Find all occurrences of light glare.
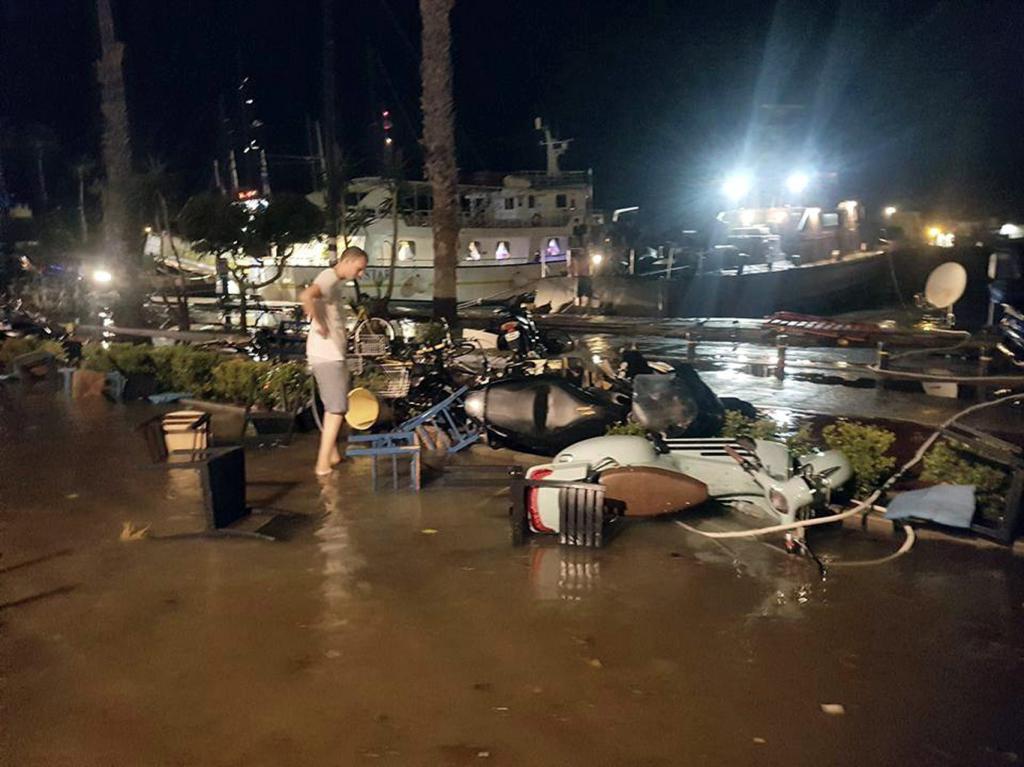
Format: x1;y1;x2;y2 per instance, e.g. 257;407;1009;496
722;173;752;202
785;171;810;195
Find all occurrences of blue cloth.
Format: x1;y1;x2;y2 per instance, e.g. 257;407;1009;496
884;485;976;528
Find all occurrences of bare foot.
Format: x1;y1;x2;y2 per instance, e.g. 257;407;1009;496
315;464;335;477
330;449;344;466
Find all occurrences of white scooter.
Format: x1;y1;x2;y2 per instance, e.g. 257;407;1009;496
510;434;852;547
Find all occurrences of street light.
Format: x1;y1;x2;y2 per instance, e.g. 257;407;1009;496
722;172;752;202
884;206;897;217
92;269;113;284
785;171;810;195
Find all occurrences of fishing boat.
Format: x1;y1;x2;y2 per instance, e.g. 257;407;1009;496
532;199;895;317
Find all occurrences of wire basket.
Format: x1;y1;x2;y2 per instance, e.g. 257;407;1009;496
353;318;392;358
375;361;411;399
346;356;364;376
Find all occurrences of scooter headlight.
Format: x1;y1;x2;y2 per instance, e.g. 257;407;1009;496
769;489;790;515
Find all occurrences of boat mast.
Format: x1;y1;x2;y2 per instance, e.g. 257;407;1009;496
535;117;571;177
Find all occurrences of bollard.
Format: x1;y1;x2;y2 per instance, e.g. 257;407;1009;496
686;332;697;363
775;335;787;380
876;342;889;390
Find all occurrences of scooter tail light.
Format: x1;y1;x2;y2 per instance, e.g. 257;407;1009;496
769;489;789;516
526;468;554;533
501;321;519;333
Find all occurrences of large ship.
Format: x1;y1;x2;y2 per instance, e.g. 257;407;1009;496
148;120;602;306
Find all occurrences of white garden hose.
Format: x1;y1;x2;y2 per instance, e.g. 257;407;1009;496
676;392;1024;540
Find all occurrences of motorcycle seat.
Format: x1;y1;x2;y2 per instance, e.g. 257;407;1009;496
598;465;708;517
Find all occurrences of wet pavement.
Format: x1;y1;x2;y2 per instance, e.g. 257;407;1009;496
2;390;1024;766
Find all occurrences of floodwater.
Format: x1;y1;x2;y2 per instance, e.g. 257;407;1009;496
2;390;1023;766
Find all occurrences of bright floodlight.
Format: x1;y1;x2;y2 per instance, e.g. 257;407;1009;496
786;171;810;195
722;173;752;202
884;206;897;217
92;269;113;284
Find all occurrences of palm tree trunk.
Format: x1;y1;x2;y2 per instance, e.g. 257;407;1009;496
96;0;140;323
386;179;399;301
77;166;89;242
0;129;8;254
34;143;48;210
321;0;340;244
419;0;459;323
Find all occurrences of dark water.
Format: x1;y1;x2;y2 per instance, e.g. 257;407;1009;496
1;391;1023;766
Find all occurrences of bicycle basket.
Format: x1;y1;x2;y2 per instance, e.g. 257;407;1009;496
353;318;393;358
346;356;365;376
376;361;412;399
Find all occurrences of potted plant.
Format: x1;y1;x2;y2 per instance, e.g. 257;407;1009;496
80;343;131;400
249;361;311;441
180;356;264;445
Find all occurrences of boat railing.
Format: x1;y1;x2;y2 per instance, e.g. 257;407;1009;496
402;210;575;229
501;170;591;189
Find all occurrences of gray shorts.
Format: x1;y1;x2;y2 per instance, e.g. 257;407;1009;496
311;360;350;414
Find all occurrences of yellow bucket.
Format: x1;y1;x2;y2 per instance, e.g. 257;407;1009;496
345;387;381;431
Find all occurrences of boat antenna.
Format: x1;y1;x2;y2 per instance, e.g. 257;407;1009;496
535;117;572;177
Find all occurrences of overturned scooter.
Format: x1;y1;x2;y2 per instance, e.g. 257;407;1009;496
510;434;852;547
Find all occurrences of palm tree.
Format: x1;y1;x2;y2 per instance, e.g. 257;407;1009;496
72;158;95;243
419;0;459;323
20;124;58;211
0;121;9;256
321;0;340;245
95;0;140;323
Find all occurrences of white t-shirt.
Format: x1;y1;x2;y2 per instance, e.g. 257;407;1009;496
306;268;350;362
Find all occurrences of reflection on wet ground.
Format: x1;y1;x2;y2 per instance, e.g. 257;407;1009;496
2;392;1023;766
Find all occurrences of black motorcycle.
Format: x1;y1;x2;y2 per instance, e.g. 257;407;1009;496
490;301;572;360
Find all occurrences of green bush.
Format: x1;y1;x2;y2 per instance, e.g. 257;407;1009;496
81;343;154;375
210;358;272;407
168;347;222;397
0;336;67;367
921;439;1009;514
786;423;817;458
81;343;115;373
605;420;648;436
721;411;779;441
258;361;310;411
149;345;222;393
107;343;156;375
149;345;182;390
822;420;896;497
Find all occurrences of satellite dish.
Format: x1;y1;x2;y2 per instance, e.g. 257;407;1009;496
925;262;968;310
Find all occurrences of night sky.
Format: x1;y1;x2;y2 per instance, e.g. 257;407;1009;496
2;0;1023;230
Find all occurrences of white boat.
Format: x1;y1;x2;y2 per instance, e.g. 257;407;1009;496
149;120;603;306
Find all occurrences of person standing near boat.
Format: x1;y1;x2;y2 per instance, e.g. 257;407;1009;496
300;245;368;476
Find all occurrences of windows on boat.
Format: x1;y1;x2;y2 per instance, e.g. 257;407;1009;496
382;240;416;262
555;194;567;208
528;195;536;208
504;197;515;210
545;237;564;257
495;241;511;260
467;241;485;260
